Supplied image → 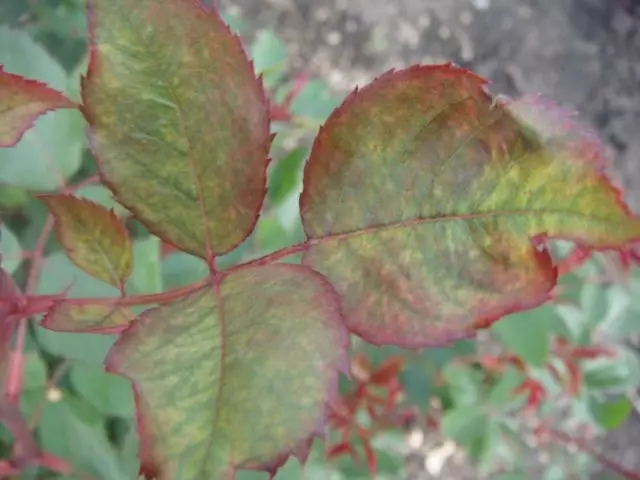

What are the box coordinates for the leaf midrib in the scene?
[308,207,628,243]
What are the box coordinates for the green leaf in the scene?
[0,0,29,26]
[250,30,287,88]
[268,147,308,206]
[75,185,129,217]
[0,27,84,190]
[289,79,341,122]
[70,364,135,418]
[442,405,486,443]
[127,235,163,295]
[106,264,347,478]
[161,251,208,289]
[82,0,271,258]
[477,420,502,474]
[23,351,48,390]
[589,395,633,430]
[443,363,482,406]
[491,305,554,367]
[486,367,524,406]
[35,252,118,365]
[299,65,640,347]
[0,224,22,274]
[582,355,632,391]
[39,394,127,480]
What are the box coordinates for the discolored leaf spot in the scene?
[82,0,271,260]
[0,65,75,147]
[106,264,348,479]
[40,194,132,289]
[300,64,640,347]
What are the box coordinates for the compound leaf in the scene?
[82,0,271,260]
[40,194,133,289]
[106,264,347,479]
[0,65,75,147]
[300,64,640,347]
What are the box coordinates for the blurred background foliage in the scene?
[1,1,639,479]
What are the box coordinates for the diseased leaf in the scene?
[40,194,133,289]
[82,0,271,259]
[42,299,135,332]
[300,64,640,347]
[0,65,75,147]
[106,264,347,478]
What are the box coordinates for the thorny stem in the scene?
[5,215,54,403]
[1,171,102,478]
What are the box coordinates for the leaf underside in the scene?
[106,264,348,479]
[40,194,133,289]
[0,65,75,147]
[81,0,271,260]
[300,64,640,347]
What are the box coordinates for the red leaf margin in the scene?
[38,194,133,291]
[0,66,76,147]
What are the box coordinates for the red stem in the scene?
[5,215,54,402]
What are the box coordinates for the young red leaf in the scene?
[81,0,271,260]
[39,194,132,289]
[0,66,76,147]
[300,64,640,347]
[106,264,348,478]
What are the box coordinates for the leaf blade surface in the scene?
[300,65,640,347]
[40,194,133,289]
[82,0,271,259]
[106,264,348,478]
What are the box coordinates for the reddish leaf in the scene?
[81,0,271,260]
[41,298,135,333]
[39,194,132,289]
[106,264,348,478]
[326,441,355,460]
[0,66,76,147]
[300,64,640,347]
[369,356,405,386]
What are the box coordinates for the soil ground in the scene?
[217,0,640,477]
